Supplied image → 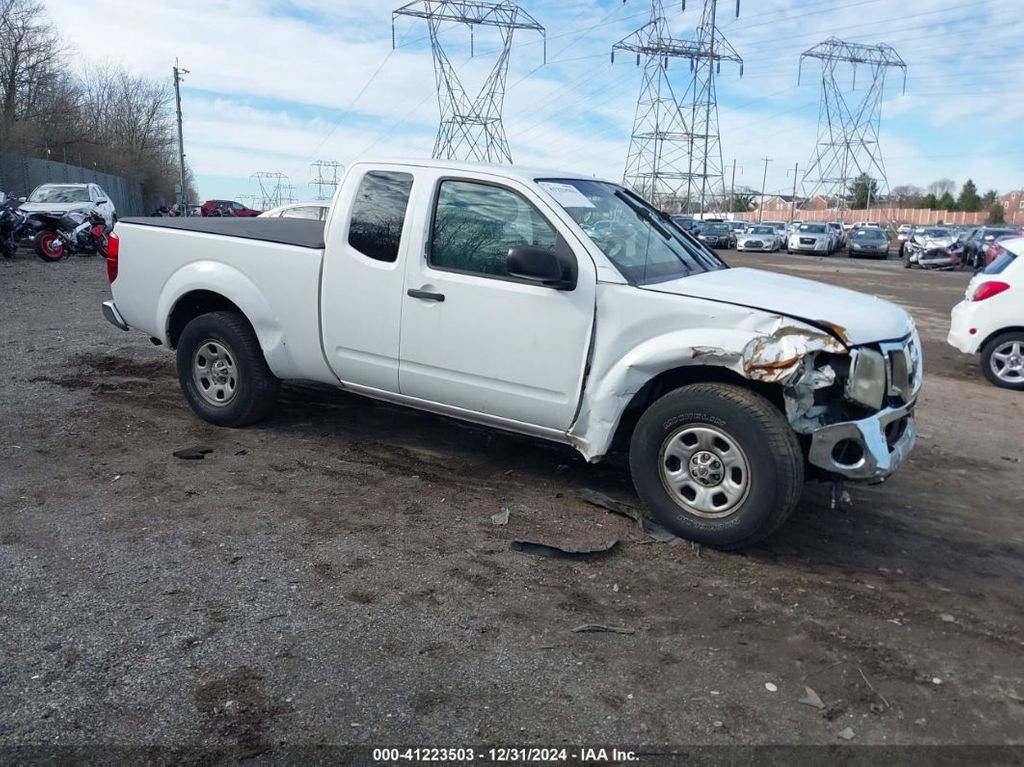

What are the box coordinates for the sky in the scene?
[41,0,1024,205]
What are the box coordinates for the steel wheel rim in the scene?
[192,339,239,406]
[991,341,1024,383]
[658,425,751,519]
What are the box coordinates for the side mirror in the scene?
[18,197,26,203]
[95,198,108,205]
[507,245,570,289]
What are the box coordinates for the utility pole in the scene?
[728,159,743,214]
[173,60,189,211]
[787,161,799,223]
[758,157,772,223]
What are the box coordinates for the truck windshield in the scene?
[537,179,725,284]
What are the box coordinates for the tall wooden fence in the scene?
[738,206,1023,226]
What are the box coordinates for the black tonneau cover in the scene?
[120,217,326,249]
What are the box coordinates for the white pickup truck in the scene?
[102,159,922,549]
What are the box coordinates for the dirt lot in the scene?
[1,246,1022,754]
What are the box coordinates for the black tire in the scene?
[176,311,279,426]
[980,332,1024,391]
[629,383,804,549]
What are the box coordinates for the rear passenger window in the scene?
[348,171,414,263]
[430,180,557,277]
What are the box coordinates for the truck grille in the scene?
[882,336,922,404]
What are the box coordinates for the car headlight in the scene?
[846,348,886,410]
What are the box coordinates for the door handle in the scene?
[407,288,445,302]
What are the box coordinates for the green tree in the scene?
[987,203,1005,225]
[848,173,879,209]
[957,179,981,212]
[731,188,757,213]
[920,193,938,210]
[981,189,998,207]
[937,191,956,210]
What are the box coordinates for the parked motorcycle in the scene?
[0,194,30,259]
[25,209,110,262]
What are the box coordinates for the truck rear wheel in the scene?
[176,311,279,427]
[629,383,804,549]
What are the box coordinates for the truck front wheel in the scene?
[629,383,804,549]
[176,311,279,427]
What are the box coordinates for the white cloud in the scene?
[40,0,1024,200]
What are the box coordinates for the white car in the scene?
[101,158,920,549]
[258,202,330,221]
[19,183,117,227]
[788,222,834,255]
[948,237,1024,389]
[736,224,780,252]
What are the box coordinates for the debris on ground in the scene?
[577,488,681,543]
[837,727,855,740]
[490,508,510,526]
[798,686,826,710]
[173,447,213,460]
[830,480,853,510]
[510,539,619,561]
[570,623,635,635]
[931,677,943,685]
[765,682,778,693]
[939,613,956,623]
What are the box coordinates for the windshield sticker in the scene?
[539,182,596,209]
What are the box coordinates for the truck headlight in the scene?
[846,348,886,410]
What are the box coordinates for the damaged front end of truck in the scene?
[571,307,922,486]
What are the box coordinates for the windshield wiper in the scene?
[614,190,672,240]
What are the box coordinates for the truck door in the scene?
[320,168,416,392]
[399,176,596,431]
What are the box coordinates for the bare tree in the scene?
[927,178,957,198]
[890,184,921,206]
[0,0,65,124]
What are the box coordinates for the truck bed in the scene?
[119,217,326,249]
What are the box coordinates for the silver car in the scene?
[736,224,780,252]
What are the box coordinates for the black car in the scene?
[670,215,697,232]
[847,227,889,259]
[964,227,1018,268]
[697,222,734,249]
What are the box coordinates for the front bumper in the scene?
[102,300,130,331]
[738,240,774,251]
[808,401,917,481]
[789,241,827,252]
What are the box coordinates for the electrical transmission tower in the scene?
[251,172,290,210]
[393,1,545,163]
[798,37,907,211]
[615,0,742,212]
[310,160,344,200]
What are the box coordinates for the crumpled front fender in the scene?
[567,286,848,461]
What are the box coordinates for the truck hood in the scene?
[641,267,911,346]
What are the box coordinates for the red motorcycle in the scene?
[27,209,110,262]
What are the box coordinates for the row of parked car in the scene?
[669,216,889,258]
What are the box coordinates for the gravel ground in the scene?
[0,247,1022,754]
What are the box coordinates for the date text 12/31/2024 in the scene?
[372,747,640,763]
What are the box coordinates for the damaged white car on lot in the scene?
[101,159,922,549]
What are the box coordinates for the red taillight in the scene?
[106,231,120,283]
[972,280,1009,302]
